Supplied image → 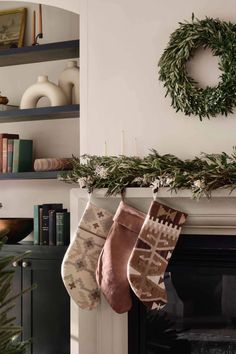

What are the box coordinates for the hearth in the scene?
[128,234,236,354]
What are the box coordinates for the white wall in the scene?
[6,0,81,15]
[0,1,80,217]
[83,0,236,158]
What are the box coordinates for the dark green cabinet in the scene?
[1,243,70,354]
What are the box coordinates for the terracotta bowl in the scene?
[0,218,33,244]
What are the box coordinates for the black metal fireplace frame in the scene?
[128,234,236,354]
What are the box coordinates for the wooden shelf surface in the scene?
[0,39,80,67]
[0,171,63,180]
[0,104,79,123]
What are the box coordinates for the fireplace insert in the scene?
[128,234,236,354]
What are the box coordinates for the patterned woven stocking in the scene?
[61,202,113,310]
[96,201,145,313]
[128,200,187,310]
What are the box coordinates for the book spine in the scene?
[18,140,33,172]
[34,205,42,245]
[42,204,63,245]
[0,134,19,173]
[12,139,20,173]
[56,212,64,246]
[42,206,50,245]
[56,212,70,246]
[0,138,3,173]
[7,139,14,173]
[39,207,43,245]
[2,138,8,173]
[63,212,70,246]
[49,210,56,246]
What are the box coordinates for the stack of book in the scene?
[0,133,33,173]
[34,203,70,246]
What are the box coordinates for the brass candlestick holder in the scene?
[33,32,43,46]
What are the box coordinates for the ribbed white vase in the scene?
[58,60,80,104]
[20,75,68,109]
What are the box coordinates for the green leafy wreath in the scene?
[158,15,236,120]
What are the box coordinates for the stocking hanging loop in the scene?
[152,187,159,201]
[121,189,126,202]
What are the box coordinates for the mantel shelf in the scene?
[71,188,236,235]
[0,171,62,180]
[0,104,79,123]
[0,39,80,67]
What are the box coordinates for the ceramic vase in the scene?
[20,75,68,109]
[58,60,80,104]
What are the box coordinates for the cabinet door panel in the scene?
[9,263,22,329]
[22,259,70,354]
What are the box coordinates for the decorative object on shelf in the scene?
[59,148,236,199]
[59,60,80,104]
[32,4,43,46]
[0,8,27,48]
[0,217,33,244]
[61,202,113,310]
[20,75,68,109]
[128,200,187,310]
[0,93,8,105]
[34,157,73,172]
[158,15,236,120]
[96,201,145,314]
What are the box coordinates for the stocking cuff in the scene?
[113,201,145,234]
[80,202,113,238]
[149,201,187,227]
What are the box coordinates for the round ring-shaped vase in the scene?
[20,75,68,109]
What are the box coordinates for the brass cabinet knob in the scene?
[22,261,31,268]
[12,261,19,267]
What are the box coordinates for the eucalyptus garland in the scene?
[158,15,236,120]
[58,148,236,198]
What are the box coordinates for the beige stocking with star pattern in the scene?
[61,202,113,310]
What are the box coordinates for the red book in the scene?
[0,134,19,173]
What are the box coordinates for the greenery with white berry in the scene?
[59,148,236,198]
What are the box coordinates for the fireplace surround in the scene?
[70,187,236,354]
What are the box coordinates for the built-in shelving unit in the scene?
[0,39,79,180]
[0,39,79,67]
[0,104,79,123]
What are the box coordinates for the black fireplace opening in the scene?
[128,234,236,354]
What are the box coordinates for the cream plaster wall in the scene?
[0,1,80,217]
[83,0,236,158]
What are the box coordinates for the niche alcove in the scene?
[0,1,80,354]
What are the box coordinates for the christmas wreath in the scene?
[158,15,236,120]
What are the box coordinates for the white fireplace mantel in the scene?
[70,187,236,354]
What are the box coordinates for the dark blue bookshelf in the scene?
[0,104,79,123]
[0,39,79,67]
[0,171,63,180]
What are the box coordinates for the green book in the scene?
[56,212,70,246]
[34,204,42,245]
[7,139,14,173]
[13,139,33,172]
